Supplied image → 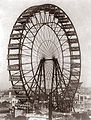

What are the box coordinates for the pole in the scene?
[49,93,52,120]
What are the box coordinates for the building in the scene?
[75,86,91,112]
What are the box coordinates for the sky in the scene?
[0,0,91,89]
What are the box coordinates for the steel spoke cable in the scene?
[35,33,49,53]
[40,25,49,49]
[30,16,48,48]
[25,24,46,50]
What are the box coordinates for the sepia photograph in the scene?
[0,0,91,119]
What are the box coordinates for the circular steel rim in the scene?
[8,4,81,108]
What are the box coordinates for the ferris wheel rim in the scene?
[8,4,81,109]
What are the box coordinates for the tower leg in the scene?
[49,93,52,120]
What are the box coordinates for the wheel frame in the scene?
[8,4,81,112]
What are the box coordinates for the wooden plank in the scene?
[9,76,21,81]
[71,55,80,59]
[66,31,76,36]
[69,39,78,43]
[71,63,80,68]
[8,64,20,71]
[13,25,24,31]
[7,54,20,60]
[17,17,27,23]
[71,47,79,51]
[10,33,23,39]
[8,43,20,49]
[62,24,72,29]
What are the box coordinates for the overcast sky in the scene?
[0,0,91,89]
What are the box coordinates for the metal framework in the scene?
[8,4,81,113]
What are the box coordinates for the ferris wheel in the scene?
[8,4,81,112]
